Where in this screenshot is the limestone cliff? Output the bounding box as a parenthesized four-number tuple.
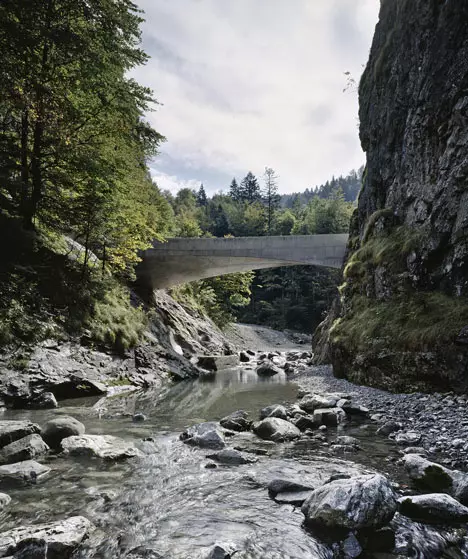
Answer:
(314, 0, 468, 391)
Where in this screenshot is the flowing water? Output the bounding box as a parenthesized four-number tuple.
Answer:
(1, 365, 467, 558)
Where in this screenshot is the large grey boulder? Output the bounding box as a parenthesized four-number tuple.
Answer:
(301, 474, 397, 530)
(299, 394, 338, 413)
(28, 391, 58, 409)
(61, 435, 142, 460)
(259, 405, 287, 421)
(0, 435, 49, 465)
(41, 416, 85, 449)
(219, 411, 250, 432)
(399, 494, 468, 525)
(313, 407, 346, 426)
(0, 460, 50, 485)
(180, 422, 225, 449)
(252, 418, 300, 442)
(256, 361, 282, 377)
(0, 421, 40, 448)
(395, 431, 421, 445)
(0, 516, 94, 557)
(402, 454, 454, 492)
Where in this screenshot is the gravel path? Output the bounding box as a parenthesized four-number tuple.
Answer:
(226, 323, 311, 352)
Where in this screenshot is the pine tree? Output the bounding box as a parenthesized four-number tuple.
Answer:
(228, 178, 240, 201)
(197, 184, 207, 206)
(239, 172, 260, 203)
(262, 167, 280, 235)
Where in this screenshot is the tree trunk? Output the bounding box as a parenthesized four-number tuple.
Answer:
(20, 108, 30, 221)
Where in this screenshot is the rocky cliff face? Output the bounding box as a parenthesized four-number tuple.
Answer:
(314, 0, 468, 391)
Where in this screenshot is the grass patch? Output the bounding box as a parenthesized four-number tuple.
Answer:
(331, 292, 468, 352)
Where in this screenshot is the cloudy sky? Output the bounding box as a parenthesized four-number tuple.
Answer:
(133, 0, 380, 195)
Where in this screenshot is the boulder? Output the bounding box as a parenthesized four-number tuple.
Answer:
(61, 435, 142, 460)
(301, 474, 397, 530)
(206, 449, 255, 465)
(132, 413, 147, 423)
(197, 355, 238, 372)
(125, 547, 164, 559)
(41, 416, 85, 449)
(0, 421, 40, 448)
(256, 361, 282, 377)
(402, 447, 428, 456)
(376, 420, 402, 436)
(340, 402, 369, 416)
(284, 362, 295, 374)
(293, 414, 317, 432)
(219, 411, 250, 432)
(313, 407, 346, 426)
(27, 391, 58, 409)
(180, 422, 225, 449)
(268, 479, 314, 506)
(239, 351, 250, 363)
(0, 435, 49, 465)
(402, 454, 454, 492)
(399, 494, 468, 525)
(0, 516, 94, 557)
(395, 431, 421, 445)
(299, 394, 338, 413)
(0, 460, 51, 485)
(252, 418, 301, 442)
(206, 545, 231, 559)
(259, 405, 287, 421)
(0, 493, 10, 509)
(335, 436, 360, 448)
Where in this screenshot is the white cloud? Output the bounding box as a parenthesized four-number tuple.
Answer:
(134, 0, 380, 194)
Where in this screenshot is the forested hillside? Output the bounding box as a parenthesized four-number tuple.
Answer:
(0, 0, 174, 350)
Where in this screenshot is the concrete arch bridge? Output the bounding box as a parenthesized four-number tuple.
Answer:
(136, 234, 348, 290)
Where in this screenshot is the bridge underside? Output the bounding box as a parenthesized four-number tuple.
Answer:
(136, 234, 348, 290)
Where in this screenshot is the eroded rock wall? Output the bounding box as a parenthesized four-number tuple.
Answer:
(314, 0, 468, 391)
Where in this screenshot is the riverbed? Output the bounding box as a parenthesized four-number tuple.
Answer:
(0, 327, 467, 558)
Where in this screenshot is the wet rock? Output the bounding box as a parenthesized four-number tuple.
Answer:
(0, 493, 10, 509)
(125, 546, 164, 558)
(11, 539, 48, 558)
(268, 479, 314, 506)
(313, 407, 346, 426)
(0, 516, 94, 557)
(402, 446, 428, 456)
(259, 405, 287, 421)
(256, 361, 282, 377)
(219, 411, 250, 432)
(293, 414, 317, 432)
(239, 351, 250, 363)
(27, 391, 58, 409)
(299, 394, 338, 413)
(335, 436, 360, 449)
(197, 355, 238, 372)
(0, 435, 49, 465)
(340, 532, 362, 559)
(206, 545, 231, 559)
(301, 474, 397, 530)
(399, 494, 468, 525)
(61, 434, 142, 460)
(48, 378, 107, 400)
(41, 416, 85, 449)
(0, 421, 41, 448)
(402, 454, 454, 492)
(331, 445, 359, 454)
(180, 422, 225, 449)
(206, 449, 255, 465)
(395, 431, 421, 445)
(132, 413, 147, 423)
(339, 402, 369, 417)
(205, 462, 217, 469)
(376, 420, 402, 436)
(358, 527, 396, 553)
(0, 460, 51, 485)
(284, 363, 295, 374)
(252, 418, 301, 442)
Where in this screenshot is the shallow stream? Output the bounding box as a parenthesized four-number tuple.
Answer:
(1, 364, 467, 558)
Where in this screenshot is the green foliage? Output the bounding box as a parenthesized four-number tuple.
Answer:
(330, 292, 468, 352)
(86, 284, 147, 352)
(171, 271, 254, 328)
(344, 226, 422, 281)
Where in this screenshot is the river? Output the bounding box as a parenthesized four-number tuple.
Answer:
(0, 331, 467, 558)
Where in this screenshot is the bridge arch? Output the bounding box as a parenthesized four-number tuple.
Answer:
(136, 234, 348, 289)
